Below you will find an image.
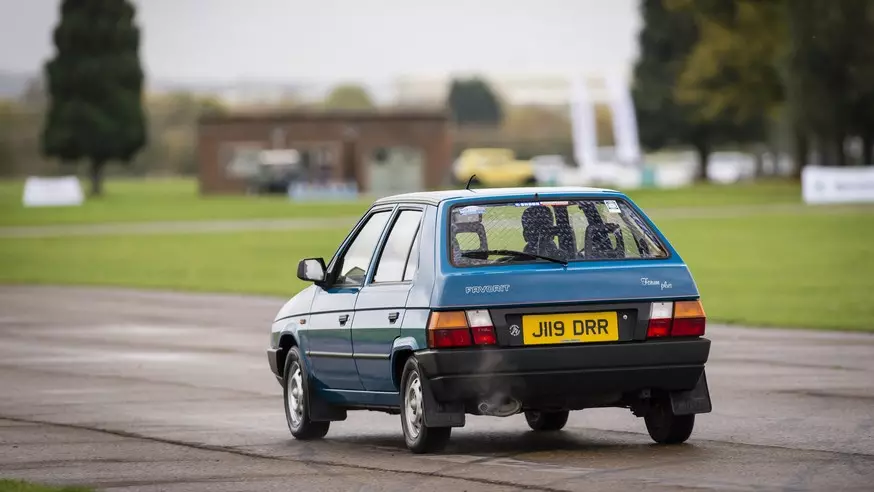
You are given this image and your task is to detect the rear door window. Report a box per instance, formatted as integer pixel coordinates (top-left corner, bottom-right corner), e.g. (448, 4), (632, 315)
(449, 199), (668, 267)
(403, 227), (422, 282)
(373, 210), (423, 283)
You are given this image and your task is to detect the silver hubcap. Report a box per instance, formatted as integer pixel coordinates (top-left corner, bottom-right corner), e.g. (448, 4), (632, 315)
(404, 373), (423, 439)
(287, 363), (304, 428)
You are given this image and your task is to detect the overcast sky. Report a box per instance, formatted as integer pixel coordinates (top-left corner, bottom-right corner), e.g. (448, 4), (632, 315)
(0, 0), (642, 85)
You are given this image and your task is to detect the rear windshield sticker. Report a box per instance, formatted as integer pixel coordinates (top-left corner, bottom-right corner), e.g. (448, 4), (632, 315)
(514, 201), (569, 207)
(457, 205), (486, 216)
(605, 200), (621, 213)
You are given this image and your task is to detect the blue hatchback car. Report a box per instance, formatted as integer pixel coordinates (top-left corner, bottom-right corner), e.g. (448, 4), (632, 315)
(267, 187), (712, 453)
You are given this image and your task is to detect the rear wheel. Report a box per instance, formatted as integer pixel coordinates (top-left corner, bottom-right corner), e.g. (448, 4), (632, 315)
(644, 400), (694, 444)
(283, 346), (330, 440)
(524, 410), (569, 431)
(400, 357), (451, 453)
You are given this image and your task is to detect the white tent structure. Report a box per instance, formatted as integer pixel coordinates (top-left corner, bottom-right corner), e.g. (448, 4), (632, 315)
(565, 74), (696, 189)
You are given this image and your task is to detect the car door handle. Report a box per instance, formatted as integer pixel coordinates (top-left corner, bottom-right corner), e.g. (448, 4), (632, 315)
(388, 312), (399, 323)
(339, 314), (349, 326)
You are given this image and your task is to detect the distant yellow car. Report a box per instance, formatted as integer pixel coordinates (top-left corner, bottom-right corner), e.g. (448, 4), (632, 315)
(453, 148), (537, 187)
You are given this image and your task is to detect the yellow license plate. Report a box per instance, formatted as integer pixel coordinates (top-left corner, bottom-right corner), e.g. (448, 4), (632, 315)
(522, 311), (619, 345)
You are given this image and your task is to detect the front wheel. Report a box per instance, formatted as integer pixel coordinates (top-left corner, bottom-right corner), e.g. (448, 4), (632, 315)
(644, 400), (694, 444)
(283, 346), (330, 440)
(400, 357), (451, 453)
(524, 410), (569, 431)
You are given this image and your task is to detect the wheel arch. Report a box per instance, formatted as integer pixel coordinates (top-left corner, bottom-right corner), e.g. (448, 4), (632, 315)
(277, 332), (300, 377)
(390, 336), (421, 390)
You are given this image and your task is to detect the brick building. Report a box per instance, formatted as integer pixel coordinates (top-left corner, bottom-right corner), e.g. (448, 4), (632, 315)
(196, 109), (452, 195)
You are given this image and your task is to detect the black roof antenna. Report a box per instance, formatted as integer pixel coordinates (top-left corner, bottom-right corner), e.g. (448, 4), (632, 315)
(465, 174), (477, 192)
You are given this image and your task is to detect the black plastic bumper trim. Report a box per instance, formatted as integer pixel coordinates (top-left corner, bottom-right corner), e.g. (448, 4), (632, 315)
(416, 338), (710, 402)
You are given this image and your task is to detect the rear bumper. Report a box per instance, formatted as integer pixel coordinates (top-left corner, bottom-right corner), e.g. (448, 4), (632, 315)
(416, 338), (710, 403)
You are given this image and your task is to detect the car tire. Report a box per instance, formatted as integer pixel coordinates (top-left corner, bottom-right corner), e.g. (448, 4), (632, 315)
(283, 346), (330, 440)
(400, 356), (451, 454)
(644, 400), (694, 444)
(524, 410), (569, 431)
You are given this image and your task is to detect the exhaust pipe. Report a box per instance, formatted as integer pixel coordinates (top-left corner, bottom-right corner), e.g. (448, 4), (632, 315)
(477, 396), (521, 417)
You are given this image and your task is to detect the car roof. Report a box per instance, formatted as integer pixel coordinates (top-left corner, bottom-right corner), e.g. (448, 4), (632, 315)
(372, 186), (621, 206)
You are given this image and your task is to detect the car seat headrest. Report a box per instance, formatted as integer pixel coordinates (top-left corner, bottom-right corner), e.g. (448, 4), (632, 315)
(521, 206), (555, 243)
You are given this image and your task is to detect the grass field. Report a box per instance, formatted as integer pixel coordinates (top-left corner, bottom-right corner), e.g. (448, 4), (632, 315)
(0, 178), (367, 227)
(0, 177), (802, 227)
(1, 177), (871, 331)
(0, 480), (92, 492)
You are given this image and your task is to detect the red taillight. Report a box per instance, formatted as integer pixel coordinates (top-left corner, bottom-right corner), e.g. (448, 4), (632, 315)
(672, 317), (705, 336)
(466, 309), (496, 345)
(647, 318), (672, 337)
(471, 326), (497, 345)
(646, 300), (706, 338)
(647, 302), (673, 338)
(431, 328), (472, 348)
(427, 312), (470, 348)
(427, 310), (496, 348)
(672, 300), (706, 336)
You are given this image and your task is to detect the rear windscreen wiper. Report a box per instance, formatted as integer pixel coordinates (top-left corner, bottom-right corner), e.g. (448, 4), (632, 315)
(461, 249), (568, 266)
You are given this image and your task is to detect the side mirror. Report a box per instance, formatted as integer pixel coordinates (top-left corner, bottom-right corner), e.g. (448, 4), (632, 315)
(297, 257), (327, 283)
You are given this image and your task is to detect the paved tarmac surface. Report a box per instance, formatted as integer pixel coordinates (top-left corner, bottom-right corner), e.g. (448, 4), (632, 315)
(1, 285), (873, 491)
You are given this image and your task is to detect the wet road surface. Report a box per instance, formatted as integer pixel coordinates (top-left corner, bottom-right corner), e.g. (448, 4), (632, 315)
(1, 285), (873, 491)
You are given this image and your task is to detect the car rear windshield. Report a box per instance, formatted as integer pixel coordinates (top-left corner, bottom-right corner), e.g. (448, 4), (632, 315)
(448, 198), (669, 267)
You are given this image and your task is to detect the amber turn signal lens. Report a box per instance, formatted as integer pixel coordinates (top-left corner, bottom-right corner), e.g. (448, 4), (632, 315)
(674, 300), (705, 319)
(427, 311), (468, 330)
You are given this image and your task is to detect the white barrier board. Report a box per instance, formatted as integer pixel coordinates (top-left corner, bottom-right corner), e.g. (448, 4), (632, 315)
(802, 166), (874, 204)
(22, 176), (85, 207)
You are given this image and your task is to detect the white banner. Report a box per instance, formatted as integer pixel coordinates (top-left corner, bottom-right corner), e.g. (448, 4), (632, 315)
(22, 176), (84, 207)
(569, 77), (598, 173)
(606, 75), (641, 166)
(802, 166), (874, 204)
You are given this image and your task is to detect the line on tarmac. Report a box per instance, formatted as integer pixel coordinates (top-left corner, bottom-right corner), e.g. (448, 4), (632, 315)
(4, 359), (874, 461)
(0, 362), (273, 399)
(0, 415), (569, 492)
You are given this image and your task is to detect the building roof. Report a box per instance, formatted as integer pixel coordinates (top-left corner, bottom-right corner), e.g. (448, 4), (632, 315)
(373, 186), (620, 206)
(199, 108), (449, 125)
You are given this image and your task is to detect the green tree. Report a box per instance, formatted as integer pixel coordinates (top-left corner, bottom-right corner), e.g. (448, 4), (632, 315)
(633, 0), (768, 179)
(446, 78), (503, 127)
(673, 0), (786, 125)
(669, 0), (784, 175)
(323, 84), (374, 110)
(836, 1), (874, 165)
(783, 0), (874, 168)
(632, 0), (711, 179)
(41, 0), (146, 196)
(0, 99), (16, 176)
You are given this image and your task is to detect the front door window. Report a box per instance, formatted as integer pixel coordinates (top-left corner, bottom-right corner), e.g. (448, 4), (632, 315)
(335, 210), (391, 286)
